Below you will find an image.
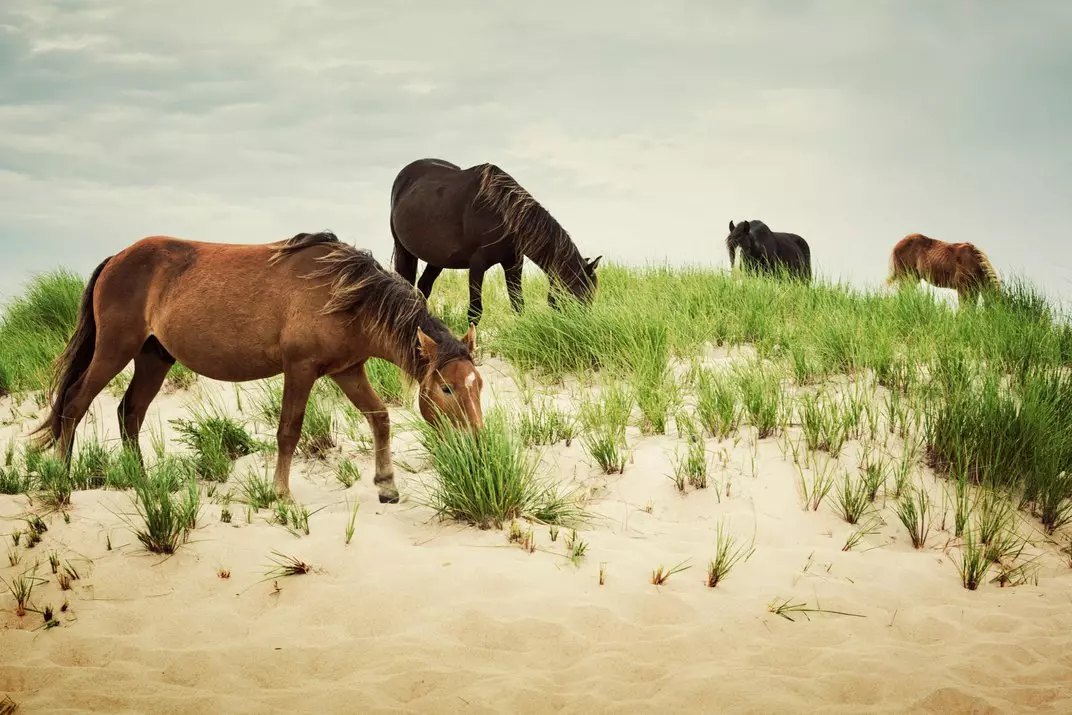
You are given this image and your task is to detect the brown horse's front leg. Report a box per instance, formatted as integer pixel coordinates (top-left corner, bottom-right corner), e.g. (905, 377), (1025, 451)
(330, 366), (398, 504)
(274, 368), (316, 501)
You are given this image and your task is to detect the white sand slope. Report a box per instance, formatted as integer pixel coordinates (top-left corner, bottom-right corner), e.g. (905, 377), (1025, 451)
(2, 357), (1072, 714)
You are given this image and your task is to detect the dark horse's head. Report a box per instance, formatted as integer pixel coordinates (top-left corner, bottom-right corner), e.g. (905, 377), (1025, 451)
(549, 255), (602, 309)
(726, 221), (755, 267)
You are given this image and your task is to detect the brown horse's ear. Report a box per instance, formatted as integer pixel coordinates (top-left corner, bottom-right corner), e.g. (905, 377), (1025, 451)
(416, 327), (438, 362)
(461, 323), (477, 354)
(588, 256), (602, 271)
(729, 220), (735, 232)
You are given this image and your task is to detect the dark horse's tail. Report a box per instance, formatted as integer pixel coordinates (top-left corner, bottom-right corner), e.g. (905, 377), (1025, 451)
(31, 256), (112, 450)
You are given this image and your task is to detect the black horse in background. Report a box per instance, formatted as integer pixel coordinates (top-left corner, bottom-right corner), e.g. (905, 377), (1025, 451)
(726, 220), (811, 281)
(389, 158), (601, 325)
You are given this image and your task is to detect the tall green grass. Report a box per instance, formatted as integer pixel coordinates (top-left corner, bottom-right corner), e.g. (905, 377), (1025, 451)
(0, 270), (84, 394)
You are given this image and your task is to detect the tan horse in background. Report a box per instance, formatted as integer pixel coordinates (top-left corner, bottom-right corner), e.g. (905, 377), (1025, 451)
(32, 231), (484, 503)
(886, 233), (1000, 305)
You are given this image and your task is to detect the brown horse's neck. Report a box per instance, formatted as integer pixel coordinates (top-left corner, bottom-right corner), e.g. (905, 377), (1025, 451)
(375, 312), (468, 384)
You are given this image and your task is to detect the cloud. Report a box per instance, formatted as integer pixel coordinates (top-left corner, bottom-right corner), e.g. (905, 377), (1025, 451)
(0, 0), (1070, 303)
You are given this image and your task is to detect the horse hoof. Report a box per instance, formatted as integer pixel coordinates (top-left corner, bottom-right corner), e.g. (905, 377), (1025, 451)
(378, 493), (400, 504)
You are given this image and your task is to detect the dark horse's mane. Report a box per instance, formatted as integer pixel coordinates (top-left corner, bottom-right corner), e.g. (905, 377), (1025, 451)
(270, 232), (471, 377)
(474, 164), (585, 278)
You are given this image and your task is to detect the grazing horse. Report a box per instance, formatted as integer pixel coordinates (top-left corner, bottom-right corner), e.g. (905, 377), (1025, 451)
(32, 231), (484, 503)
(886, 233), (1000, 305)
(726, 220), (811, 281)
(390, 158), (602, 325)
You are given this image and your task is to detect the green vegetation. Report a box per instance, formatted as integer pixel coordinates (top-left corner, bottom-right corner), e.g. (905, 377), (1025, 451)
(0, 270), (84, 395)
(1, 263), (1070, 569)
(412, 410), (586, 529)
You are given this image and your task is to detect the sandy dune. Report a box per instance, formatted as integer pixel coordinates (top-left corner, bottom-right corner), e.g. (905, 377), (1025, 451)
(2, 356), (1072, 714)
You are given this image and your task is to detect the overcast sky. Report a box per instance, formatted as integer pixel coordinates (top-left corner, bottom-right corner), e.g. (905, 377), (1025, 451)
(2, 1), (1071, 303)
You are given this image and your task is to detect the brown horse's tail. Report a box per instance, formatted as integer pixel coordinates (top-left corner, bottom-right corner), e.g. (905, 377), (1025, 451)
(885, 249), (900, 286)
(31, 256), (111, 449)
(970, 245), (1000, 290)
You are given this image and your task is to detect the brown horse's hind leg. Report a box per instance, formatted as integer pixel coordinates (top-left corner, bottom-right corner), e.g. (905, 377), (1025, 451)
(117, 341), (174, 460)
(272, 366), (317, 501)
(56, 338), (145, 464)
(331, 365), (398, 504)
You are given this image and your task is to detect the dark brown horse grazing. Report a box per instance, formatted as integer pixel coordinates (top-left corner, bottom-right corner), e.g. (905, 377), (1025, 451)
(389, 158), (602, 325)
(726, 220), (811, 281)
(886, 233), (1000, 304)
(32, 232), (484, 503)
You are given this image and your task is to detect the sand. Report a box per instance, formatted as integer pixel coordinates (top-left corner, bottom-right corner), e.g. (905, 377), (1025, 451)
(2, 355), (1072, 714)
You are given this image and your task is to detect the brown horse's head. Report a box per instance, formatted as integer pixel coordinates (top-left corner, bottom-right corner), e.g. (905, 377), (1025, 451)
(416, 324), (484, 432)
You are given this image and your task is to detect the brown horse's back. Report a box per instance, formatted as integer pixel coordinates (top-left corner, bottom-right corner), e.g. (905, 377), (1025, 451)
(98, 236), (348, 382)
(888, 233), (998, 297)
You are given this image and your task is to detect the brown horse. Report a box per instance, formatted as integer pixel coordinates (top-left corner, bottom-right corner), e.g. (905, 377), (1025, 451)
(886, 233), (1000, 304)
(31, 231), (484, 503)
(390, 158), (602, 325)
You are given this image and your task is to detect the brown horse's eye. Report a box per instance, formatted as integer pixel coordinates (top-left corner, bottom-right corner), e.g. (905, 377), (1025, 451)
(441, 384), (453, 396)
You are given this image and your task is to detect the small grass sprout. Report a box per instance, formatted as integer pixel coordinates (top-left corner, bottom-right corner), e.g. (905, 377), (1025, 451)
(651, 559), (692, 586)
(706, 521), (755, 588)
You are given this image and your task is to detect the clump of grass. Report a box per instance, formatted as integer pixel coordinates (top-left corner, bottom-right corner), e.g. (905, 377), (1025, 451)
(734, 361), (781, 439)
(265, 551), (312, 578)
(171, 405), (258, 481)
(694, 368), (740, 438)
(414, 410), (586, 529)
(104, 446), (144, 490)
(799, 391), (848, 456)
(705, 521), (754, 587)
(334, 458), (361, 489)
(894, 486), (932, 549)
(671, 431), (709, 492)
(625, 323), (679, 435)
(72, 437), (113, 489)
(36, 456), (73, 509)
(1, 564), (46, 617)
(651, 559), (691, 586)
(128, 470), (201, 554)
(516, 400), (576, 447)
(797, 455), (836, 512)
(860, 454), (888, 502)
(564, 529), (587, 566)
(957, 530), (990, 590)
(217, 567), (231, 579)
(238, 470), (277, 510)
(833, 471), (871, 524)
(579, 382), (633, 474)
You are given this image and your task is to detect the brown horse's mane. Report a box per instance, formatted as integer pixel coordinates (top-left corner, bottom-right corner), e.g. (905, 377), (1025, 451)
(474, 164), (585, 278)
(270, 232), (471, 378)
